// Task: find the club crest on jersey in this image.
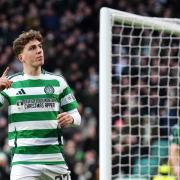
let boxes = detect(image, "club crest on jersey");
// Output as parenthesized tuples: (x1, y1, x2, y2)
(44, 85, 55, 95)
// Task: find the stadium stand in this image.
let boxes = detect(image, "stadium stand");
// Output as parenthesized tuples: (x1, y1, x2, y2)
(0, 0, 180, 179)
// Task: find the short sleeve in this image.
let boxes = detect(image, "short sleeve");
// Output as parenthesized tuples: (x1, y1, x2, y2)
(0, 92, 6, 108)
(170, 125, 180, 145)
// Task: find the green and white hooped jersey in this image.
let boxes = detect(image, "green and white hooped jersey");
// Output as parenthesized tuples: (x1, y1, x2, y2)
(0, 70, 78, 166)
(170, 124, 180, 145)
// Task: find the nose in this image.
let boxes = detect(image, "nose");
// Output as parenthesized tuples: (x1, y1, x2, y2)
(37, 47, 42, 54)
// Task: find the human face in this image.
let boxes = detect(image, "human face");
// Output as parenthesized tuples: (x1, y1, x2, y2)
(19, 39, 44, 68)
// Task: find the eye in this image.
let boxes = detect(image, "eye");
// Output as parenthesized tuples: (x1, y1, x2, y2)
(29, 45, 36, 50)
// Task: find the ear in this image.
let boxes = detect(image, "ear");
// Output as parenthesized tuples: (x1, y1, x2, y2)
(18, 54, 24, 63)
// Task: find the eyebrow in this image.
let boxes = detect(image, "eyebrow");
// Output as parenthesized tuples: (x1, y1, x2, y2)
(28, 43, 42, 49)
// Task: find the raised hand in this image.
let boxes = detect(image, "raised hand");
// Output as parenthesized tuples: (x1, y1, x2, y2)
(0, 67, 13, 91)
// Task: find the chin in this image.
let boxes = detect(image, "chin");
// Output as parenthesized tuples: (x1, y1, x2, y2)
(36, 60, 44, 66)
(40, 61, 44, 66)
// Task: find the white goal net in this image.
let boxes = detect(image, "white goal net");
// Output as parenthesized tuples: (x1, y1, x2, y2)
(100, 8, 180, 180)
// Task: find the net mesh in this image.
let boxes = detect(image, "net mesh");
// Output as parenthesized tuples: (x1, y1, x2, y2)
(111, 16, 180, 180)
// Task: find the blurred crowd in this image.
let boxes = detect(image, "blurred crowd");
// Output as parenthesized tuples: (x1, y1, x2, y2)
(112, 27, 179, 179)
(110, 0, 180, 179)
(0, 0, 179, 180)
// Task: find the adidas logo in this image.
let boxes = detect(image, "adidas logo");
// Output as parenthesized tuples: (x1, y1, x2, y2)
(16, 89, 26, 95)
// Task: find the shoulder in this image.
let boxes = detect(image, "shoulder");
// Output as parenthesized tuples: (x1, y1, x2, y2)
(43, 70, 65, 80)
(172, 123, 179, 129)
(8, 72, 24, 81)
(43, 70, 68, 86)
(171, 124, 180, 134)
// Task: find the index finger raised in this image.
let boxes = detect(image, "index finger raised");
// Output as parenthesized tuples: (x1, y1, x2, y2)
(2, 67, 9, 77)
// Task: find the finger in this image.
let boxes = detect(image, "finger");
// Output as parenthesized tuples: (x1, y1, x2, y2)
(8, 80, 13, 86)
(59, 114, 71, 122)
(7, 81, 12, 88)
(0, 82, 9, 89)
(58, 120, 66, 127)
(61, 119, 73, 127)
(59, 121, 66, 127)
(58, 115, 69, 123)
(2, 67, 9, 77)
(58, 115, 68, 123)
(1, 79, 13, 88)
(58, 116, 73, 126)
(57, 112, 68, 119)
(5, 81, 11, 89)
(59, 120, 71, 127)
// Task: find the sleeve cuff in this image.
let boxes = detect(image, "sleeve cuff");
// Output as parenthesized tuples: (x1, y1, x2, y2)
(68, 109, 81, 126)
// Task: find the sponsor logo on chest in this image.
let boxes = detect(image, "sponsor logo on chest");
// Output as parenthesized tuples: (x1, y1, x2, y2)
(15, 85, 56, 110)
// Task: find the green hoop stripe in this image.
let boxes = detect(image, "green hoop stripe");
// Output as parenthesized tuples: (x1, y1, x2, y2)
(12, 145, 63, 154)
(59, 87, 72, 100)
(0, 91, 10, 103)
(9, 111, 59, 123)
(12, 79, 60, 88)
(9, 129, 58, 140)
(61, 101, 78, 111)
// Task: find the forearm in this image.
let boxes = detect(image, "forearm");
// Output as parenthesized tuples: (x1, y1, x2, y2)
(170, 144, 179, 170)
(67, 109, 81, 126)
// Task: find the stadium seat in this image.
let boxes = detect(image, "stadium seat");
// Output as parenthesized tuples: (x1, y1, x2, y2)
(151, 139, 169, 159)
(132, 157, 159, 177)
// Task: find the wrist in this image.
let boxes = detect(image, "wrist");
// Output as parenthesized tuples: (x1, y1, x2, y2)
(67, 110, 81, 126)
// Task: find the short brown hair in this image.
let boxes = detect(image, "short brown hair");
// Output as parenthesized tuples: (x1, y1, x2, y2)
(13, 29, 43, 56)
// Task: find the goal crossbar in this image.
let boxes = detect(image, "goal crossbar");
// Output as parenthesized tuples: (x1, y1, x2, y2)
(111, 9, 180, 35)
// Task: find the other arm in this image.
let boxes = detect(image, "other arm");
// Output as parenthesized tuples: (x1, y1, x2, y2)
(57, 77, 81, 127)
(169, 143, 180, 177)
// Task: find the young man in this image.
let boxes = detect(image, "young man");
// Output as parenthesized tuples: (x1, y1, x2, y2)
(0, 30, 81, 180)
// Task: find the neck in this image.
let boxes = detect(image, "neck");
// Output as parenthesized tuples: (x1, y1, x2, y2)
(23, 66, 41, 76)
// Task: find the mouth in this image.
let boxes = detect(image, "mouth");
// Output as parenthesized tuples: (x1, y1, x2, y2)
(36, 56, 43, 60)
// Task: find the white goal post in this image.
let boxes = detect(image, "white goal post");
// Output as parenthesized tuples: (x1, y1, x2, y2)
(100, 7, 180, 180)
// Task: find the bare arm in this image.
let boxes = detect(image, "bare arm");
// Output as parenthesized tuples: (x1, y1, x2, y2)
(169, 143, 180, 177)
